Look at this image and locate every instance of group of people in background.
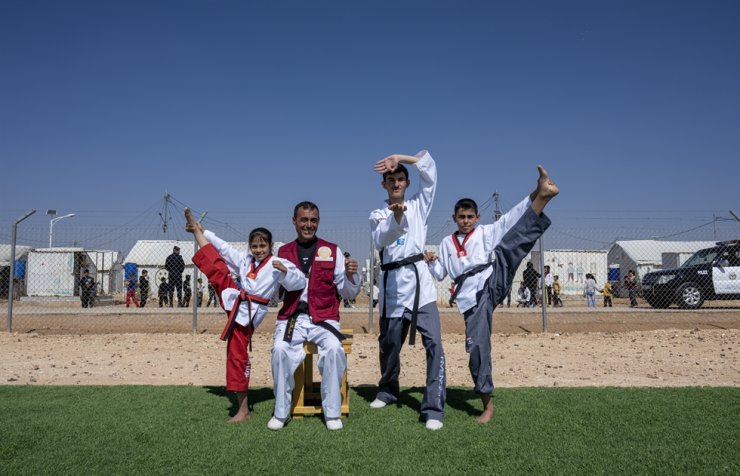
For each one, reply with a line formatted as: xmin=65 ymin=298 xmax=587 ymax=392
xmin=511 ymin=264 xmax=639 ymax=309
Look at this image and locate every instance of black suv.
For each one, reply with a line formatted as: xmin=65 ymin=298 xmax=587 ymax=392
xmin=641 ymin=240 xmax=740 ymax=309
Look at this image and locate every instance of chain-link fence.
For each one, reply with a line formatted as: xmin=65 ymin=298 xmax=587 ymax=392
xmin=3 ymin=207 xmax=740 ymax=333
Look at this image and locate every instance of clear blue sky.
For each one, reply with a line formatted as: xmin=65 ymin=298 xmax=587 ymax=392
xmin=1 ymin=0 xmax=739 ymax=256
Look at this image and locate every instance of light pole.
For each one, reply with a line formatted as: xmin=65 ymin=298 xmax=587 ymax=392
xmin=49 ymin=212 xmax=76 ymax=248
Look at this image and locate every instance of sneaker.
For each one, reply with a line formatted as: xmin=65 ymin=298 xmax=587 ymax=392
xmin=370 ymin=398 xmax=387 ymax=409
xmin=267 ymin=416 xmax=287 ymax=431
xmin=425 ymin=419 xmax=444 ymax=431
xmin=325 ymin=418 xmax=343 ymax=431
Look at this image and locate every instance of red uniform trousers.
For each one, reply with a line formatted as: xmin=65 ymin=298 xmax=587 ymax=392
xmin=226 ymin=322 xmax=253 ymax=392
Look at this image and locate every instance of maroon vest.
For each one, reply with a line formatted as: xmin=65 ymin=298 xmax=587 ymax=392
xmin=277 ymin=238 xmax=340 ymax=323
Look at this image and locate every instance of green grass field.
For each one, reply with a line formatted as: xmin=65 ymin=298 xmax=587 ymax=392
xmin=1 ymin=386 xmax=738 ymax=475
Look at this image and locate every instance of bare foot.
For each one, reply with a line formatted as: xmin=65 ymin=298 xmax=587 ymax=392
xmin=226 ymin=411 xmax=251 ymax=424
xmin=530 ymin=165 xmax=559 ymax=215
xmin=536 ymin=165 xmax=559 ymax=200
xmin=476 ymin=395 xmax=495 ymax=424
xmin=184 ymin=208 xmax=202 ymax=233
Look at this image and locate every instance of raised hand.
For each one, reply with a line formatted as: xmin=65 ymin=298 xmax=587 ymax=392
xmin=345 ymin=257 xmax=358 ymax=276
xmin=272 ymin=259 xmax=287 ymax=273
xmin=374 ymin=154 xmax=401 ymax=174
xmin=423 ymin=251 xmax=438 ymax=263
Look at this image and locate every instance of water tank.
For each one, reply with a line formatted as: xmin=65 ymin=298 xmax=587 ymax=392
xmin=607 ymin=264 xmax=620 ymax=281
xmin=123 ymin=262 xmax=138 ymax=281
xmin=14 ymin=260 xmax=26 ymax=279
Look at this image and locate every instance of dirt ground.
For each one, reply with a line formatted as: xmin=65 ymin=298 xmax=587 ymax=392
xmin=2 ymin=299 xmax=739 ymax=388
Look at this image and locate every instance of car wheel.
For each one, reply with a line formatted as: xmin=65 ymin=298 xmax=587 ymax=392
xmin=676 ymin=283 xmax=704 ymax=309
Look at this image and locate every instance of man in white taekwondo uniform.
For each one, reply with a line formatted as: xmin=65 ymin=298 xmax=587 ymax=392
xmin=269 ymin=201 xmax=361 ymax=431
xmin=369 ymin=150 xmax=446 ymax=431
xmin=426 ymin=166 xmax=558 ymax=423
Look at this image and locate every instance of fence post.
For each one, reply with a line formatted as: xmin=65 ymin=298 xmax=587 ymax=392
xmin=539 ymin=237 xmax=548 ymax=332
xmin=192 ymin=238 xmax=199 ymax=333
xmin=368 ymin=232 xmax=375 ymax=332
xmin=7 ymin=209 xmax=36 ymax=332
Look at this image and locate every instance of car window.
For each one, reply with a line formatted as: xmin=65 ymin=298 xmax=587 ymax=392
xmin=683 ymin=249 xmax=719 ymax=268
xmin=716 ymin=249 xmax=740 ymax=267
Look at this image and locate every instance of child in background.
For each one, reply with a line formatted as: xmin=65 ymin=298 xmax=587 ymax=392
xmin=158 ymin=277 xmax=169 ymax=307
xmin=552 ymin=275 xmax=563 ymax=307
xmin=584 ymin=273 xmax=597 ymax=308
xmin=207 ymin=282 xmax=218 ymax=307
xmin=139 ymin=270 xmax=149 ymax=307
xmin=196 ymin=278 xmax=205 ymax=307
xmin=599 ymin=280 xmax=614 ymax=307
xmin=184 ymin=208 xmax=306 ymax=423
xmin=182 ymin=275 xmax=192 ymax=307
xmin=125 ymin=274 xmax=140 ymax=308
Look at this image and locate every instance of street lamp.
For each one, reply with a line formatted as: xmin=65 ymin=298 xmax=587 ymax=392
xmin=49 ymin=213 xmax=76 ymax=248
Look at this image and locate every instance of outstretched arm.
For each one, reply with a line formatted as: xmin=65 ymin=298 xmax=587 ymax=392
xmin=529 ymin=165 xmax=559 ymax=216
xmin=185 ymin=208 xmax=208 ymax=247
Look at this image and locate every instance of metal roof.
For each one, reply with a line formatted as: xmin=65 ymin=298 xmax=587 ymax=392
xmin=0 ymin=244 xmax=32 ymax=267
xmin=123 ymin=239 xmax=284 ymax=266
xmin=613 ymin=240 xmax=716 ymax=264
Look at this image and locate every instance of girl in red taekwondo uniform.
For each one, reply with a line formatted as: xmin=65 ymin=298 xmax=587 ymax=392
xmin=184 ymin=209 xmax=306 ymax=423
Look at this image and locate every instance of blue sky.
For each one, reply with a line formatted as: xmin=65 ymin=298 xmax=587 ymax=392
xmin=1 ymin=0 xmax=739 ymax=257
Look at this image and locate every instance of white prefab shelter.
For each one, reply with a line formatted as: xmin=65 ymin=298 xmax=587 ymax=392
xmin=607 ymin=240 xmax=716 ymax=281
xmin=26 ymin=248 xmax=122 ymax=297
xmin=124 ymin=239 xmax=283 ymax=294
xmin=124 ymin=240 xmax=204 ymax=295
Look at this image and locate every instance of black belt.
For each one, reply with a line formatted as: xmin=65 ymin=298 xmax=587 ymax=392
xmin=450 ymin=263 xmax=493 ymax=304
xmin=282 ymin=311 xmax=346 ymax=343
xmin=380 ymin=253 xmax=424 ymax=345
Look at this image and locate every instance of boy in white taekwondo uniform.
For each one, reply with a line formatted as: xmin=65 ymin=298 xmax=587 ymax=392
xmin=269 ymin=201 xmax=361 ymax=431
xmin=184 ymin=208 xmax=306 ymax=424
xmin=369 ymin=150 xmax=446 ymax=431
xmin=426 ymin=166 xmax=559 ymax=423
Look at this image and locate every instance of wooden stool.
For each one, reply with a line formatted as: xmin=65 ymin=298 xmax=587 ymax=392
xmin=291 ymin=329 xmax=352 ymax=418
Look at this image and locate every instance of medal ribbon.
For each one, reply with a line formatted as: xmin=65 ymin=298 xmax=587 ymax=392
xmin=247 ymin=255 xmax=273 ymax=279
xmin=451 ymin=229 xmax=475 ymax=257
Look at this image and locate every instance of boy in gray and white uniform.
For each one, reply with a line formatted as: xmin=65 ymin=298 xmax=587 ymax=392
xmin=426 ymin=165 xmax=558 ymax=423
xmin=369 ymin=150 xmax=445 ymax=431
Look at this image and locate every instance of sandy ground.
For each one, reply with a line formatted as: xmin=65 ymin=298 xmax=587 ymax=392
xmin=2 ymin=303 xmax=739 ymax=388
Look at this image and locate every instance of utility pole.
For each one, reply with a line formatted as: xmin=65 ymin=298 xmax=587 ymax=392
xmin=493 ymin=191 xmax=502 ymax=222
xmin=161 ymin=192 xmax=170 ymax=239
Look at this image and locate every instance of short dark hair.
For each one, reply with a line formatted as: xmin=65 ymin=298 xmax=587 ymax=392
xmin=454 ymin=198 xmax=478 ymax=215
xmin=173 ymin=246 xmax=180 ymax=252
xmin=249 ymin=227 xmax=273 ymax=246
xmin=293 ymin=201 xmax=319 ymax=218
xmin=383 ymin=164 xmax=409 ymax=181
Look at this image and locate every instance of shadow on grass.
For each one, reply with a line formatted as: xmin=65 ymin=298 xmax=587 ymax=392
xmin=355 ymin=385 xmax=480 ymax=417
xmin=204 ymin=386 xmax=274 ymax=416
